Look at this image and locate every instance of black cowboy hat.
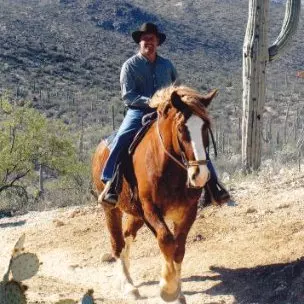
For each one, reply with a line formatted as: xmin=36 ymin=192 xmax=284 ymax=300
xmin=132 ymin=23 xmax=166 ymax=45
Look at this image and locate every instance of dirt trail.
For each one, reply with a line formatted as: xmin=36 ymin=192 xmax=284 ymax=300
xmin=1 ymin=168 xmax=304 ymax=303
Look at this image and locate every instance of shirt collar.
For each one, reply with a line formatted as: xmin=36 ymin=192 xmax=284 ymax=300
xmin=138 ymin=52 xmax=159 ymax=64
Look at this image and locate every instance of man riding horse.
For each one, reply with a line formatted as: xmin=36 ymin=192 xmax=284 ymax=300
xmin=98 ymin=22 xmax=230 ymax=206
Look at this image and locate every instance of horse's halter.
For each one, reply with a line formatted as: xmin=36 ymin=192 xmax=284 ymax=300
xmin=156 ymin=114 xmax=208 ymax=172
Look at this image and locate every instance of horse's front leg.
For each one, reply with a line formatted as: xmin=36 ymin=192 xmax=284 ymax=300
xmin=142 ymin=202 xmax=180 ymax=302
xmin=172 ymin=204 xmax=198 ymax=304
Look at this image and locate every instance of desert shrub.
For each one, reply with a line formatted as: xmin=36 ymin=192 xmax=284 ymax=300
xmin=0 ymin=94 xmax=90 ymax=212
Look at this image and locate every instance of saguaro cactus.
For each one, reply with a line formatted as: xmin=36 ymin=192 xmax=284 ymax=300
xmin=242 ymin=0 xmax=301 ymax=172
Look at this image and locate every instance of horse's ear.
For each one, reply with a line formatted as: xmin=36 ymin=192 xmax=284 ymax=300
xmin=171 ymin=91 xmax=188 ymax=112
xmin=161 ymin=103 xmax=171 ymax=117
xmin=201 ymin=89 xmax=218 ymax=107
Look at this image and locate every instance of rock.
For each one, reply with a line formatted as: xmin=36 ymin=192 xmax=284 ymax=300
xmin=0 ymin=210 xmax=13 ymax=219
xmin=246 ymin=207 xmax=257 ymax=214
xmin=53 ymin=219 xmax=65 ymax=227
xmin=194 ymin=234 xmax=205 ymax=242
xmin=276 ymin=203 xmax=290 ymax=209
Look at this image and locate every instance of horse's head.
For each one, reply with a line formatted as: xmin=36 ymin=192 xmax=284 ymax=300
xmin=151 ymin=86 xmax=217 ymax=189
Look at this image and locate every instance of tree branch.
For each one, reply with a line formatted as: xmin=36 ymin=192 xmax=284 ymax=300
xmin=9 ymin=126 xmax=16 ymax=154
xmin=0 ymin=169 xmax=30 ymax=193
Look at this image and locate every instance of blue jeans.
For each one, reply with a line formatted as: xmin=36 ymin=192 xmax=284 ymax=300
xmin=101 ymin=109 xmax=145 ymax=182
xmin=207 ymin=153 xmax=218 ymax=182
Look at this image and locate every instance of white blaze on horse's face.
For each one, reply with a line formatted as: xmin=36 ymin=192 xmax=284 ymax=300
xmin=185 ymin=115 xmax=210 ymax=188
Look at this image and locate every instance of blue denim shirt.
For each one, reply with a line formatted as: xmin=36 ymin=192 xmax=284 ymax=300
xmin=120 ymin=52 xmax=178 ymax=109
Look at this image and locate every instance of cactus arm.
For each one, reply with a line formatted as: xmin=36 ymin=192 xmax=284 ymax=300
xmin=11 ymin=253 xmax=40 ymax=281
xmin=12 ymin=234 xmax=26 ymax=257
xmin=2 ymin=259 xmax=12 ymax=283
xmin=269 ymin=0 xmax=301 ymax=61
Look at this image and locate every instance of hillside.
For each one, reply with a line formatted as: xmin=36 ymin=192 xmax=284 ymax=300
xmin=0 ymin=165 xmax=304 ymax=303
xmin=0 ymin=0 xmax=303 ymax=144
xmin=1 ymin=3 xmax=303 ymax=303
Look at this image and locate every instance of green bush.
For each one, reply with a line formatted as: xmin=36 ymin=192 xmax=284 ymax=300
xmin=0 ymin=94 xmax=90 ymax=211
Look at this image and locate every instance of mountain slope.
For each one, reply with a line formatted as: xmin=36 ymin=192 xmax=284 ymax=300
xmin=0 ymin=0 xmax=303 ymax=145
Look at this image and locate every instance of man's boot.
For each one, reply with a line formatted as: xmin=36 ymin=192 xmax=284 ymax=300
xmin=98 ymin=180 xmax=119 ymax=207
xmin=98 ymin=163 xmax=123 ymax=208
xmin=203 ymin=177 xmax=230 ymax=206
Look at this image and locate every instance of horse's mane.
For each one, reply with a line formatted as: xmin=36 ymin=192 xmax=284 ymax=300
xmin=149 ymin=85 xmax=210 ymax=122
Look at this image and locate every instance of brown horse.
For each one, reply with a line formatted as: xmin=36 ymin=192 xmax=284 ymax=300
xmin=92 ymin=85 xmax=217 ymax=302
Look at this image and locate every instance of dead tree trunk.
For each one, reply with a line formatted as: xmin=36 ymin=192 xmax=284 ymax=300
xmin=38 ymin=164 xmax=44 ymax=199
xmin=242 ymin=0 xmax=301 ymax=172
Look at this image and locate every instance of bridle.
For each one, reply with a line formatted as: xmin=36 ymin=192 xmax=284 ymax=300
xmin=156 ymin=115 xmax=209 ymax=171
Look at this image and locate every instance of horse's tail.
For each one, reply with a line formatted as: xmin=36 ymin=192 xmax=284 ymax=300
xmin=91 ymin=140 xmax=110 ymax=196
xmin=90 ymin=184 xmax=98 ymax=201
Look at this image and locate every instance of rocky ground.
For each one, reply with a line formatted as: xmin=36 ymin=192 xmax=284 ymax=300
xmin=0 ymin=166 xmax=304 ymax=304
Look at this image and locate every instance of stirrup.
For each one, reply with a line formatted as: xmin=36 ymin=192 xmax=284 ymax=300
xmin=203 ymin=179 xmax=231 ymax=206
xmin=99 ymin=162 xmax=123 ymax=208
xmin=97 ymin=181 xmax=111 ymax=204
xmin=98 ymin=182 xmax=118 ymax=208
xmin=103 ymin=193 xmax=118 ymax=205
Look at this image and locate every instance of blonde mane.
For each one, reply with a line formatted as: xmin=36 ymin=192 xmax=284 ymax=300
xmin=149 ymin=85 xmax=211 ymax=122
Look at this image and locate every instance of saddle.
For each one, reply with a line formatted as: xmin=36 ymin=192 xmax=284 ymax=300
xmin=128 ymin=111 xmax=158 ymax=155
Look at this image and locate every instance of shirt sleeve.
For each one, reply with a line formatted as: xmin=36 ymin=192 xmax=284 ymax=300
xmin=170 ymin=61 xmax=180 ymax=85
xmin=120 ymin=62 xmax=151 ymax=109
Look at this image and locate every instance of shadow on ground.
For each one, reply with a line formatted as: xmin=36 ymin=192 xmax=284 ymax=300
xmin=0 ymin=220 xmax=26 ymax=228
xmin=183 ymin=258 xmax=304 ymax=304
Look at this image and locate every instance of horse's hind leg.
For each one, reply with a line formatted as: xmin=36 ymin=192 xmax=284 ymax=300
xmin=124 ymin=215 xmax=144 ymax=239
xmin=104 ymin=208 xmax=124 ymax=258
xmin=104 ymin=208 xmax=140 ymax=299
xmin=123 ymin=216 xmax=144 ymax=270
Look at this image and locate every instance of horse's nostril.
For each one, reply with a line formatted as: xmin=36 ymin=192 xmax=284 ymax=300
xmin=190 ymin=168 xmax=200 ymax=181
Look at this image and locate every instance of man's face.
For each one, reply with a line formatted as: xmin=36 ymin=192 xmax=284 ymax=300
xmin=139 ymin=33 xmax=159 ymax=58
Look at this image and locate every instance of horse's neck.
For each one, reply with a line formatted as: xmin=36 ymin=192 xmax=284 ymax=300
xmin=133 ymin=117 xmax=193 ymax=199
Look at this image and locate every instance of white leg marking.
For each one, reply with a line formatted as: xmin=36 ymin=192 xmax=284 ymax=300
xmin=159 ymin=258 xmax=180 ymax=301
xmin=115 ymin=236 xmax=139 ymax=298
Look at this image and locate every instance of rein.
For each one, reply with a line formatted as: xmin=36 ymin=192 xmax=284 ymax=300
xmin=207 ymin=127 xmax=217 ymax=158
xmin=156 ymin=116 xmax=208 ymax=171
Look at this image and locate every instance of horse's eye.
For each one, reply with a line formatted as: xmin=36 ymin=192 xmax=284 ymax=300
xmin=179 ymin=126 xmax=191 ymax=141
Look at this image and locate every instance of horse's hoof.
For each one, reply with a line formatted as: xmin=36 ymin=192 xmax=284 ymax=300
xmin=176 ymin=294 xmax=187 ymax=304
xmin=101 ymin=253 xmax=115 ymax=263
xmin=125 ymin=287 xmax=140 ymax=300
xmin=115 ymin=279 xmax=140 ymax=300
xmin=160 ymin=287 xmax=180 ymax=302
